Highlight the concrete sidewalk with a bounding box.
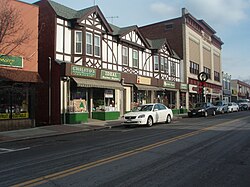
[0,114,187,143]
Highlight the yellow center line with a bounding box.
[12,116,249,187]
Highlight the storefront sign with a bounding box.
[12,112,29,119]
[0,55,23,68]
[180,83,188,90]
[0,113,10,120]
[189,84,198,93]
[71,65,96,78]
[104,89,114,98]
[163,81,176,88]
[101,70,121,81]
[137,76,151,85]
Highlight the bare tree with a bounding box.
[0,0,31,55]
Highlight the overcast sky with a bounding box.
[23,0,250,81]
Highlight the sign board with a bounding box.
[180,83,188,90]
[104,89,114,98]
[101,70,121,81]
[71,65,96,78]
[0,55,23,68]
[137,76,151,85]
[163,81,176,88]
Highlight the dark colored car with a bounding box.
[188,102,217,117]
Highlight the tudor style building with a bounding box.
[0,0,41,131]
[140,8,224,109]
[35,0,181,125]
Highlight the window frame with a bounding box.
[122,46,128,65]
[94,35,101,57]
[86,32,93,55]
[154,55,159,71]
[132,49,138,67]
[75,31,82,54]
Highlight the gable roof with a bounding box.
[47,0,112,33]
[110,24,150,48]
[147,38,180,59]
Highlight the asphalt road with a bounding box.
[0,111,250,187]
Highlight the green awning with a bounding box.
[72,77,123,90]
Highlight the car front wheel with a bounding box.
[212,110,216,116]
[147,116,153,127]
[204,111,208,117]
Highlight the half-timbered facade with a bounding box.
[36,0,181,125]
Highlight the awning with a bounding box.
[0,68,42,83]
[72,77,123,90]
[134,84,160,91]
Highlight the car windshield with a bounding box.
[194,103,206,108]
[214,102,223,106]
[133,105,153,112]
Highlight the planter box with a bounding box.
[66,112,88,124]
[92,111,120,121]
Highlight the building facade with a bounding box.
[0,0,41,131]
[35,0,181,125]
[140,8,224,109]
[231,80,250,102]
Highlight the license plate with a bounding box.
[192,113,196,115]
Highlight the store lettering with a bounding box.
[71,66,96,77]
[0,55,23,68]
[101,70,121,81]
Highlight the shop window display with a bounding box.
[0,87,29,120]
[69,87,87,112]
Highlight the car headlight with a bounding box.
[198,109,205,112]
[138,114,145,118]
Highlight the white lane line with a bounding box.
[0,147,30,154]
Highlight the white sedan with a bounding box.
[228,102,239,112]
[122,103,173,127]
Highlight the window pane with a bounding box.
[86,32,93,55]
[122,47,128,65]
[75,31,82,53]
[133,50,138,67]
[94,35,100,56]
[154,56,159,71]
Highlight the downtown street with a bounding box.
[1,111,250,187]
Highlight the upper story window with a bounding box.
[204,67,211,79]
[214,71,220,82]
[75,31,82,54]
[122,46,128,65]
[164,58,169,74]
[170,61,176,76]
[190,61,199,75]
[154,56,159,71]
[160,57,164,72]
[132,50,138,67]
[86,32,93,55]
[94,35,101,57]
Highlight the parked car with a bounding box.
[214,101,229,114]
[188,102,217,117]
[228,102,239,112]
[236,99,250,110]
[122,103,173,127]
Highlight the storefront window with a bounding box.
[69,87,87,112]
[93,88,118,112]
[0,87,29,120]
[155,90,176,109]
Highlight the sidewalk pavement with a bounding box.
[0,114,187,143]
